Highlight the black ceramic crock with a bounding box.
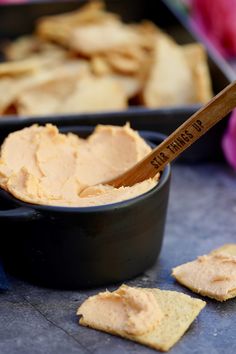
[0,127,171,289]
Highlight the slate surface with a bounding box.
[1,163,236,354]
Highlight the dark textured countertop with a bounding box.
[1,163,236,354]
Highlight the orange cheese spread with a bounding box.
[0,123,158,207]
[77,285,163,336]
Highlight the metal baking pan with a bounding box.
[0,0,233,162]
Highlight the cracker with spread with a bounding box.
[172,244,236,301]
[77,284,206,352]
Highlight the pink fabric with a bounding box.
[191,0,236,58]
[190,0,236,167]
[222,110,236,169]
[0,0,26,3]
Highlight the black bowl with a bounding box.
[0,127,171,289]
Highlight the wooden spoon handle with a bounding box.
[110,80,236,188]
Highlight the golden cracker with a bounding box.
[172,244,236,301]
[78,287,206,352]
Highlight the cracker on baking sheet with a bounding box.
[3,35,66,61]
[90,55,111,76]
[71,20,154,77]
[0,77,20,114]
[90,56,143,98]
[1,0,213,116]
[108,74,143,99]
[15,75,78,116]
[3,36,40,61]
[78,287,206,352]
[182,43,213,103]
[37,0,115,29]
[13,60,89,115]
[104,46,147,75]
[0,59,89,115]
[0,57,45,77]
[15,67,84,116]
[102,21,155,77]
[36,1,119,48]
[142,32,195,108]
[37,0,154,78]
[0,52,67,78]
[69,21,137,56]
[16,73,127,116]
[59,75,128,114]
[0,74,48,114]
[172,244,236,301]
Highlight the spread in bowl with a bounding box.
[0,123,159,207]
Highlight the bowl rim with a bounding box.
[0,127,171,213]
[0,165,170,213]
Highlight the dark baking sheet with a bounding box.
[0,0,233,161]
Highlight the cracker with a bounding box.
[142,32,195,108]
[36,1,119,48]
[0,77,19,114]
[102,22,155,77]
[3,35,39,61]
[69,21,141,57]
[15,81,71,116]
[15,72,80,116]
[0,57,44,77]
[0,74,45,114]
[47,4,154,77]
[3,35,66,61]
[16,73,127,116]
[109,74,142,99]
[78,286,205,352]
[0,59,89,114]
[0,52,66,78]
[60,75,128,114]
[182,43,213,103]
[104,46,146,75]
[90,56,111,76]
[73,21,154,76]
[172,244,236,301]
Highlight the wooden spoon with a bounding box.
[108,80,236,188]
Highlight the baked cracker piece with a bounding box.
[78,287,205,352]
[142,32,195,108]
[182,43,213,103]
[16,73,127,116]
[3,35,66,62]
[69,21,141,57]
[0,58,87,115]
[36,1,119,48]
[60,75,128,113]
[0,56,54,77]
[172,244,236,301]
